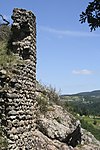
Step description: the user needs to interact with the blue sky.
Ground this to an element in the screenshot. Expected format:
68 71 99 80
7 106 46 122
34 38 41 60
0 0 100 94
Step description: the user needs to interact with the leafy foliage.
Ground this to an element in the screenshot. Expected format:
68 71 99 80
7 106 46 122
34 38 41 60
60 94 100 116
80 0 100 31
81 118 100 141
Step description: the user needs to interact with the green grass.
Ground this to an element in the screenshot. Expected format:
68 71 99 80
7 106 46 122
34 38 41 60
0 41 18 67
80 116 100 141
0 41 24 68
83 116 100 130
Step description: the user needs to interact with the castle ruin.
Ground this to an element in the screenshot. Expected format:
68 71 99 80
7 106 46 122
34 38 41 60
0 8 37 149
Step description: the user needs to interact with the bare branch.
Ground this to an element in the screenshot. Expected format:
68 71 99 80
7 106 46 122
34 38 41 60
0 14 10 26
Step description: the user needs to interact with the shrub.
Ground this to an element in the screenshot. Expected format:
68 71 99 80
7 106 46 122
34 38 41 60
36 82 61 115
36 95 49 115
36 82 60 105
80 118 100 141
93 119 97 125
0 41 17 66
46 85 60 104
0 25 11 42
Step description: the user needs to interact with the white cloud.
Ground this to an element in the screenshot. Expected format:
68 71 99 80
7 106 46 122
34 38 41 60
72 69 93 75
39 26 100 37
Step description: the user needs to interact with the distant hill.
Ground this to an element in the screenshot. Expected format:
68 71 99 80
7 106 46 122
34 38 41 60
77 90 100 97
60 90 100 116
61 90 100 97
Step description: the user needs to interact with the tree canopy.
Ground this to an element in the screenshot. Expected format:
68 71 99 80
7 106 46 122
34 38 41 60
80 0 100 31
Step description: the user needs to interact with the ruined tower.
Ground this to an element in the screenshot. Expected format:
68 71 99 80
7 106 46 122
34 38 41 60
0 8 37 149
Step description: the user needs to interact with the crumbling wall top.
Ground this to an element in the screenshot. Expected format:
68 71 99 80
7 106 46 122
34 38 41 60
11 8 36 60
12 8 36 23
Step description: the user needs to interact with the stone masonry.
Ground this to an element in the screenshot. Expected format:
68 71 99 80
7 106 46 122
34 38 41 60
0 8 37 149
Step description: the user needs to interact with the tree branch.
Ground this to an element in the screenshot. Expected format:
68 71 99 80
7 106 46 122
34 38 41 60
0 14 10 26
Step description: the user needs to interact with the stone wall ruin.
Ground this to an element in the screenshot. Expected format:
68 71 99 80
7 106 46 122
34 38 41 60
0 8 37 149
